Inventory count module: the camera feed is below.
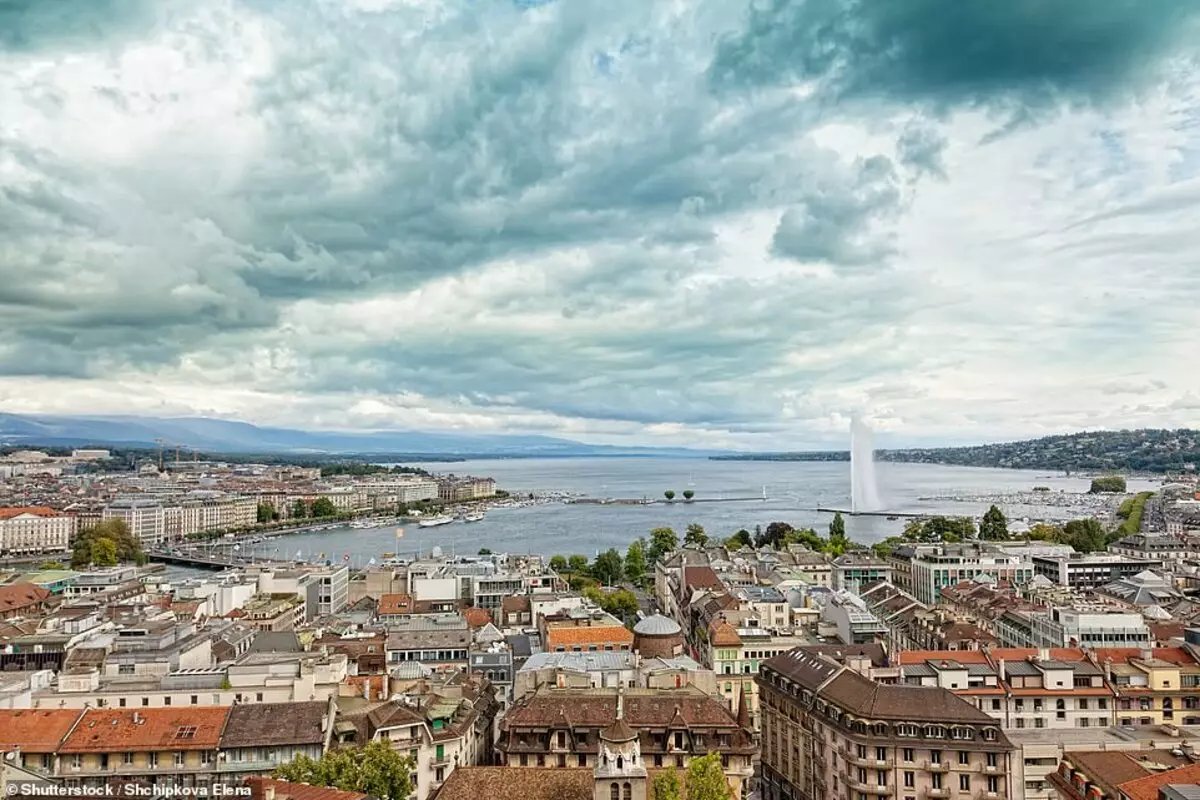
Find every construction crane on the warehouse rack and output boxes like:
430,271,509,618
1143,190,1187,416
154,438,165,471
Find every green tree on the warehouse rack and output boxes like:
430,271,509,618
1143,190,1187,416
725,529,752,549
829,511,846,543
1063,518,1106,552
1089,475,1127,494
980,505,1009,541
684,523,709,548
664,490,676,501
652,768,682,800
686,752,732,800
592,548,624,586
647,527,679,565
682,489,695,500
291,500,308,519
91,537,118,567
478,548,492,555
586,586,639,620
71,518,145,569
38,560,67,570
550,555,568,573
1026,522,1064,542
625,538,648,586
568,554,590,574
274,740,413,800
311,497,337,517
256,503,277,524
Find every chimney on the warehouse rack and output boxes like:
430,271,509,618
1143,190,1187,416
1037,647,1050,661
1141,648,1154,661
998,658,1006,681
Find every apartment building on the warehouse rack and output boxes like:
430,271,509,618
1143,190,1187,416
759,649,1017,800
1110,533,1197,562
216,701,333,779
103,498,166,546
832,554,893,592
541,610,635,653
822,591,889,645
707,621,811,731
910,545,1037,605
0,506,77,554
497,686,755,797
436,477,496,502
239,593,306,631
57,707,229,790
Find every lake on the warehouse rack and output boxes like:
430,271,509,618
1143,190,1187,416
229,458,1160,565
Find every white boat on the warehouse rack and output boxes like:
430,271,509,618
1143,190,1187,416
418,515,455,528
462,512,485,523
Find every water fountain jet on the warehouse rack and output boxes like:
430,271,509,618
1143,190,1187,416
850,417,883,514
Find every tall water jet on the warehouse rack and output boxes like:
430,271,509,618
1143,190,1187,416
850,417,883,513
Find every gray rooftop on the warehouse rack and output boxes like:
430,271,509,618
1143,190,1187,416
519,651,635,673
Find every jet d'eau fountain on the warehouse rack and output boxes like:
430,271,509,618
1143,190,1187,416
850,417,884,513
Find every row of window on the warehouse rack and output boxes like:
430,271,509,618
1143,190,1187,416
849,745,1000,768
95,692,266,707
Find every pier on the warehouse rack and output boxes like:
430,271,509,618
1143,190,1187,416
147,549,263,570
815,507,924,519
564,496,769,506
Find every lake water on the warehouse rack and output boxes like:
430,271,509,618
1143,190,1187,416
229,458,1161,565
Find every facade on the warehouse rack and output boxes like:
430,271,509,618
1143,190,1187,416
0,507,77,554
542,611,635,653
239,593,307,631
103,499,166,546
497,686,755,797
1032,554,1165,590
832,555,894,592
759,649,1017,800
910,545,1036,605
217,701,333,778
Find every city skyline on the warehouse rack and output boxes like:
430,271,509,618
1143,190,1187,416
3,1,1200,449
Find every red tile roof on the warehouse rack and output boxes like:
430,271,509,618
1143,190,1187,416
0,506,60,519
987,648,1088,662
59,708,230,752
710,621,742,647
0,709,83,752
1095,647,1198,665
0,582,51,614
243,778,368,800
1119,763,1200,800
683,566,723,592
896,650,990,665
378,593,412,615
545,625,634,649
464,607,492,628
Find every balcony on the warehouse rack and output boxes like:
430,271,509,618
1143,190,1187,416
925,789,951,800
925,761,951,772
979,764,1003,775
846,778,894,796
840,747,889,769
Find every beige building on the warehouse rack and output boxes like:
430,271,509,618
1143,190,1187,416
239,593,306,631
759,649,1017,800
0,507,77,554
102,499,166,546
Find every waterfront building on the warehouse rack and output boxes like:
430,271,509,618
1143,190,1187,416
102,498,166,546
758,648,1017,800
496,685,755,796
0,506,76,554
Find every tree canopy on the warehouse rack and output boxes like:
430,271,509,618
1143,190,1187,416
647,528,679,565
1089,475,1127,494
686,753,732,800
624,538,648,586
273,740,413,800
684,523,708,548
725,529,752,549
652,768,682,800
979,505,1009,541
71,518,146,569
311,497,338,517
592,548,624,585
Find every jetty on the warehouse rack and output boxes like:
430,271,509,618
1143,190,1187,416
815,507,924,519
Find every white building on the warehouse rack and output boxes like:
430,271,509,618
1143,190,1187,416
0,507,77,554
103,499,166,547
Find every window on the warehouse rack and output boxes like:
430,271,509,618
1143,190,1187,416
163,697,171,706
190,695,198,706
148,753,158,768
987,753,997,768
578,754,587,767
1034,718,1045,728
958,751,969,765
931,774,943,790
100,754,109,770
876,747,887,762
623,783,632,800
557,732,567,748
902,748,913,762
123,753,133,766
1099,699,1108,709
959,775,970,791
119,698,127,708
930,751,942,765
519,754,528,766
256,693,264,702
904,772,915,788
175,752,185,767
71,754,81,770
858,745,868,759
987,777,999,793
991,699,1001,711
1079,699,1088,710
558,755,567,768
176,726,197,740
118,664,135,675
610,783,619,800
141,698,149,707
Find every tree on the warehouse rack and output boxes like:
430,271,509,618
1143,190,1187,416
311,497,337,517
91,537,118,567
980,505,1009,541
1063,518,1106,552
1026,522,1064,542
550,555,568,573
1089,475,1127,494
652,768,682,800
647,527,679,565
664,490,676,501
71,518,145,569
682,489,695,500
478,548,492,555
625,539,648,586
725,529,752,549
686,753,732,800
829,511,846,541
755,521,796,549
274,740,413,800
256,503,278,524
592,548,624,586
586,586,639,620
292,500,308,519
568,555,590,574
38,560,67,570
684,523,708,548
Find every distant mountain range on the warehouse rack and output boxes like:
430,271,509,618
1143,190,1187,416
0,412,713,458
713,429,1200,473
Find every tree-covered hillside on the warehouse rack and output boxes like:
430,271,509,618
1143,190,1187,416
713,429,1200,473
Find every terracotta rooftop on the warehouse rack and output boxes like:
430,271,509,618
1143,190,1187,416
243,777,368,800
0,582,51,614
1119,763,1200,800
1058,750,1187,798
437,767,591,800
709,621,742,647
377,593,412,615
504,687,744,730
545,625,634,649
59,707,230,752
683,566,723,592
501,595,531,614
896,650,990,665
0,506,60,519
464,607,492,628
0,709,83,753
1094,647,1198,665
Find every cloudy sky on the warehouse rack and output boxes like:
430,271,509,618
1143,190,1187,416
3,0,1200,450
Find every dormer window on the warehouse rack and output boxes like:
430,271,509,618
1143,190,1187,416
926,725,946,739
982,728,998,742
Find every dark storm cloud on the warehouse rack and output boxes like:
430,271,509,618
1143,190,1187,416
710,0,1200,109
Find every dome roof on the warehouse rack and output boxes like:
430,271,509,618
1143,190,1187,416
633,614,682,636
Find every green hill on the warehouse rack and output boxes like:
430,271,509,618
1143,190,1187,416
713,429,1200,473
